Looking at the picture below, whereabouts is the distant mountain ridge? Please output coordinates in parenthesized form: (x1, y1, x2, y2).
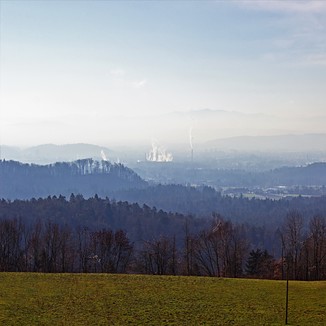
(2, 133, 326, 165)
(201, 133, 326, 152)
(0, 143, 114, 165)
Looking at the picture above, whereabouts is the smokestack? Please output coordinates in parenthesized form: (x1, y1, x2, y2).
(189, 127, 194, 163)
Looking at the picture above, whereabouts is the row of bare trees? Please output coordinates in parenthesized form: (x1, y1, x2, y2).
(125, 212, 326, 280)
(0, 211, 325, 279)
(280, 211, 326, 280)
(0, 219, 132, 273)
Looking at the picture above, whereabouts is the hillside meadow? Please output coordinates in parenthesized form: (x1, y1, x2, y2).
(0, 273, 325, 325)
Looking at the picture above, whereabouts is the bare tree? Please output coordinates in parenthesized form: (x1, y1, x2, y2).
(229, 224, 248, 278)
(27, 219, 43, 272)
(192, 229, 220, 277)
(138, 236, 176, 275)
(192, 216, 246, 277)
(0, 219, 24, 271)
(283, 210, 304, 279)
(77, 226, 92, 273)
(309, 215, 326, 280)
(90, 229, 133, 273)
(183, 219, 197, 276)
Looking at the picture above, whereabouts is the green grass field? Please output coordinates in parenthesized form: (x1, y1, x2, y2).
(0, 273, 325, 325)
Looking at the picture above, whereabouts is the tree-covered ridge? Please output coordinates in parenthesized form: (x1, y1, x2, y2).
(0, 195, 199, 244)
(116, 184, 326, 229)
(3, 160, 326, 202)
(0, 158, 144, 178)
(135, 162, 326, 188)
(2, 159, 326, 230)
(0, 159, 147, 199)
(0, 196, 325, 280)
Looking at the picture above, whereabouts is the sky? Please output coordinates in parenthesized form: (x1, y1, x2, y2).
(1, 0, 326, 147)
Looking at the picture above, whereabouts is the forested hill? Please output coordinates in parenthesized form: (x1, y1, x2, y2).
(134, 162, 326, 187)
(0, 195, 202, 246)
(113, 185, 326, 229)
(1, 194, 325, 261)
(0, 159, 147, 199)
(2, 160, 326, 229)
(266, 162, 326, 186)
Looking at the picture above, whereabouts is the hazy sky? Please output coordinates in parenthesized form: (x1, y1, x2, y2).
(1, 0, 326, 147)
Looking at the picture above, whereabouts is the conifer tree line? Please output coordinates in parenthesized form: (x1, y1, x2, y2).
(0, 196, 325, 280)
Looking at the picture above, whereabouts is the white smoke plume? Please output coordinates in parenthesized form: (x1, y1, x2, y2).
(101, 150, 108, 161)
(146, 140, 173, 162)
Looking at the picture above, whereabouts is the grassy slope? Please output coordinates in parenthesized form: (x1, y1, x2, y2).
(0, 273, 325, 325)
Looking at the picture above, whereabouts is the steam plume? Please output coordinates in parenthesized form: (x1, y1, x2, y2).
(101, 150, 108, 161)
(189, 127, 194, 162)
(146, 140, 173, 162)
